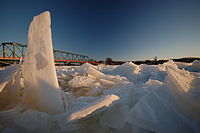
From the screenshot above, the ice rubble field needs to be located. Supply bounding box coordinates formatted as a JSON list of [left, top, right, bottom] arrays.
[[1, 11, 200, 133], [0, 60, 200, 133]]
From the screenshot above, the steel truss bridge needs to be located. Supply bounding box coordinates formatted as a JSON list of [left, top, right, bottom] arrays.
[[0, 42, 99, 66]]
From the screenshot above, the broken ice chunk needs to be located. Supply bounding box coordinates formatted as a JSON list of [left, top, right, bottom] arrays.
[[67, 94, 119, 122], [0, 65, 19, 93], [22, 11, 66, 114]]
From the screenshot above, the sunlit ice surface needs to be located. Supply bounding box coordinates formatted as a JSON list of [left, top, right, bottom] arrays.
[[0, 60, 200, 133], [0, 11, 200, 133]]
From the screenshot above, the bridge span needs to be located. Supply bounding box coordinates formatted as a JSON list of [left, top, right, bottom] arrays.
[[0, 42, 99, 66]]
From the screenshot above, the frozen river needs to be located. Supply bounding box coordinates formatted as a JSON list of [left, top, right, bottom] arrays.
[[0, 11, 200, 133], [0, 60, 200, 133]]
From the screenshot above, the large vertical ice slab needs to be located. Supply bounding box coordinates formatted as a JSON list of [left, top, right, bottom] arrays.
[[23, 11, 66, 114]]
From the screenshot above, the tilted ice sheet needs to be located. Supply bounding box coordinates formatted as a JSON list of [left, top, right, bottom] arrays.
[[125, 61, 200, 133], [22, 11, 66, 114], [175, 60, 200, 72], [67, 94, 119, 121], [192, 60, 200, 69], [0, 65, 19, 93], [68, 76, 96, 88], [0, 65, 21, 110]]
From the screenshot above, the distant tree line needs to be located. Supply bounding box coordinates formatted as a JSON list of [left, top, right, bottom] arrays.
[[101, 57, 200, 65], [172, 57, 200, 63]]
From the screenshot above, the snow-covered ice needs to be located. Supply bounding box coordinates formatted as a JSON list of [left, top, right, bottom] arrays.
[[1, 59, 200, 133], [0, 11, 200, 133]]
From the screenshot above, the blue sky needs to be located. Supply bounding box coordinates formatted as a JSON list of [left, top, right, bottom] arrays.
[[0, 0, 200, 61]]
